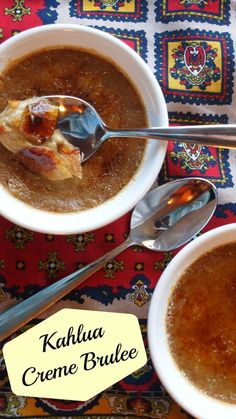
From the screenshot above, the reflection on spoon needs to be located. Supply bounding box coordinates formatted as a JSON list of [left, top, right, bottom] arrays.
[[0, 177, 217, 341]]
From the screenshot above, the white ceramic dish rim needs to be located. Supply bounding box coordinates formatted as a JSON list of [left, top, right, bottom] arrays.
[[148, 223, 236, 419], [0, 24, 168, 234]]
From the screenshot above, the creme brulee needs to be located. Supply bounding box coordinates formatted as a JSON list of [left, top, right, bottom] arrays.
[[167, 242, 236, 404], [0, 48, 146, 212]]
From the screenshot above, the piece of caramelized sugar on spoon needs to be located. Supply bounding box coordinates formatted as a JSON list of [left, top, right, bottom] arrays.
[[0, 97, 82, 181], [21, 100, 59, 144]]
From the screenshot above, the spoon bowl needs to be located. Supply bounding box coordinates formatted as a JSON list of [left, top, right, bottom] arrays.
[[0, 178, 217, 341], [130, 178, 217, 251], [45, 95, 236, 162]]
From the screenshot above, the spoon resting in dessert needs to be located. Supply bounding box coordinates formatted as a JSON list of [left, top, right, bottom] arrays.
[[43, 95, 236, 162], [0, 96, 236, 171]]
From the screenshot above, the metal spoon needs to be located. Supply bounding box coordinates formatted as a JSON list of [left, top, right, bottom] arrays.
[[44, 95, 236, 162], [0, 178, 217, 342]]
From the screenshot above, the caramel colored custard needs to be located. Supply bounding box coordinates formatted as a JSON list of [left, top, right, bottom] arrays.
[[0, 48, 146, 212], [167, 242, 236, 404]]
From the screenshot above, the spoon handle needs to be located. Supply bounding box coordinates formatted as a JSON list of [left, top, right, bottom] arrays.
[[106, 124, 236, 148], [0, 238, 133, 342]]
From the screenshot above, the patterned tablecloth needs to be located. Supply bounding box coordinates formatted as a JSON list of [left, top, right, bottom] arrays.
[[0, 0, 235, 418]]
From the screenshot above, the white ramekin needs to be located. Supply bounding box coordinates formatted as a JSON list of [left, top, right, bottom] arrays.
[[0, 24, 168, 234], [148, 223, 236, 419]]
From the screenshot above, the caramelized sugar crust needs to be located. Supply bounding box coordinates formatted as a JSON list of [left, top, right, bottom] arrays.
[[167, 242, 236, 404]]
